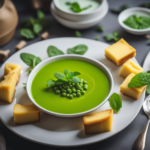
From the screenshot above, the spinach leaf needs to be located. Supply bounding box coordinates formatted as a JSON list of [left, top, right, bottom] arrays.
[[19, 28, 35, 39], [47, 46, 64, 57], [109, 93, 122, 113]]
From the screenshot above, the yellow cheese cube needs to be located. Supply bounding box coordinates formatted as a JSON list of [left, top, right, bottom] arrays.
[[120, 73, 146, 100], [0, 72, 17, 103], [83, 109, 113, 135], [13, 104, 40, 125], [119, 59, 144, 78], [105, 38, 136, 66], [4, 63, 21, 84]]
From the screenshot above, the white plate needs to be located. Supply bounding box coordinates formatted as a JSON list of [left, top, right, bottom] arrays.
[[50, 1, 108, 29], [143, 51, 150, 72], [0, 38, 145, 147]]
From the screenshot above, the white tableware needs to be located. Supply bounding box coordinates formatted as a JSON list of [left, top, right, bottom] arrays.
[[50, 2, 108, 29], [118, 7, 150, 35], [26, 55, 114, 117], [0, 38, 145, 147], [53, 0, 106, 21]]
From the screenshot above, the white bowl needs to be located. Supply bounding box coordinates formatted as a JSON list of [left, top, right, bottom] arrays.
[[50, 1, 108, 29], [53, 0, 106, 21], [26, 55, 114, 118], [118, 7, 150, 35]]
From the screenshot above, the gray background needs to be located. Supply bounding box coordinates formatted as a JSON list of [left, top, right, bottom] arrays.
[[0, 0, 150, 149]]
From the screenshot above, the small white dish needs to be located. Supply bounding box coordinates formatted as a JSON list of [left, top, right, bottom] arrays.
[[118, 7, 150, 35], [26, 55, 114, 118], [50, 1, 108, 29], [53, 0, 106, 21]]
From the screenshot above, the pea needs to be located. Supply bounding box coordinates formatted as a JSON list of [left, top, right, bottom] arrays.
[[77, 90, 81, 93], [80, 79, 84, 83], [69, 85, 73, 88], [61, 88, 66, 93], [62, 93, 67, 97], [72, 83, 75, 86], [63, 84, 69, 89], [55, 90, 60, 94], [54, 86, 58, 90], [69, 94, 73, 99], [67, 88, 72, 94], [59, 85, 63, 89], [73, 93, 76, 97], [83, 80, 87, 84], [68, 81, 72, 85], [66, 94, 70, 97], [72, 88, 76, 93], [76, 83, 80, 87], [80, 83, 83, 87], [77, 93, 81, 97], [81, 90, 85, 95], [83, 84, 88, 90]]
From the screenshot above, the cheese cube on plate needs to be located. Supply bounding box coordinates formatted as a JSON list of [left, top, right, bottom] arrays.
[[105, 38, 136, 66], [83, 109, 113, 135], [13, 104, 40, 125], [119, 59, 144, 78], [120, 73, 146, 100]]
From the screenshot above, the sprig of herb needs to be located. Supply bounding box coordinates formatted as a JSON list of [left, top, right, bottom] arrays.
[[128, 72, 150, 88], [104, 31, 120, 42], [109, 93, 122, 113], [67, 44, 88, 55], [47, 69, 81, 87], [75, 31, 82, 37], [95, 36, 99, 40], [66, 2, 92, 13], [96, 26, 103, 32], [20, 10, 51, 39], [20, 53, 42, 73], [111, 5, 128, 14], [47, 46, 64, 57]]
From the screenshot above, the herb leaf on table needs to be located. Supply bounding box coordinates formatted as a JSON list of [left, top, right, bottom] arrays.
[[67, 44, 88, 55], [20, 28, 35, 39], [109, 93, 122, 113], [104, 31, 120, 42], [111, 5, 128, 14], [75, 31, 82, 37], [95, 36, 99, 40], [47, 46, 64, 57], [96, 26, 103, 32]]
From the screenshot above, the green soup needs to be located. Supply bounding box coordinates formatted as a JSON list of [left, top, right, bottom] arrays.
[[31, 59, 110, 114]]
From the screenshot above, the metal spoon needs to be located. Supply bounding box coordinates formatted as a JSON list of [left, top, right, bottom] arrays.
[[132, 95, 150, 150]]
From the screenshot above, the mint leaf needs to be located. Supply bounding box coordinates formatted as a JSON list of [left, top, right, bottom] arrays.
[[96, 26, 103, 32], [47, 46, 64, 57], [67, 44, 88, 55], [55, 80, 65, 85], [54, 72, 66, 80], [37, 10, 45, 20], [69, 76, 80, 83], [20, 28, 35, 39], [64, 69, 70, 75], [71, 2, 81, 12], [104, 34, 115, 41], [75, 31, 82, 37], [47, 80, 55, 87], [128, 73, 150, 88], [109, 93, 122, 113], [33, 23, 43, 34], [113, 31, 119, 37], [73, 71, 81, 76]]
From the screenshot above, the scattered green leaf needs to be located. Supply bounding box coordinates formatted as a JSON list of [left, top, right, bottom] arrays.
[[67, 44, 88, 55], [37, 10, 45, 20], [33, 23, 43, 35], [96, 26, 103, 32], [104, 31, 120, 42], [128, 73, 150, 88], [19, 28, 35, 39], [109, 93, 122, 113], [95, 36, 99, 40], [47, 46, 64, 57], [75, 31, 82, 37], [111, 5, 128, 14]]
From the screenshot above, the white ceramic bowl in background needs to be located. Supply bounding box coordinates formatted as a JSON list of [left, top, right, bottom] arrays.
[[118, 7, 150, 35], [50, 1, 108, 29], [26, 55, 114, 118], [53, 0, 106, 21]]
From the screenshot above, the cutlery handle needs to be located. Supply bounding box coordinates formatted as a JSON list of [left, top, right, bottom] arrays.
[[0, 130, 6, 150], [132, 119, 150, 150]]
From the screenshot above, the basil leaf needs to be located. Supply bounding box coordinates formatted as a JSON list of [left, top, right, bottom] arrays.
[[75, 31, 82, 37], [37, 10, 45, 20], [33, 23, 43, 34], [96, 26, 103, 32], [64, 69, 70, 75], [109, 93, 122, 113], [67, 44, 88, 55], [69, 76, 80, 83], [47, 46, 64, 57], [20, 53, 35, 67], [54, 72, 66, 80], [20, 28, 35, 39], [47, 80, 55, 87], [128, 73, 150, 88]]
